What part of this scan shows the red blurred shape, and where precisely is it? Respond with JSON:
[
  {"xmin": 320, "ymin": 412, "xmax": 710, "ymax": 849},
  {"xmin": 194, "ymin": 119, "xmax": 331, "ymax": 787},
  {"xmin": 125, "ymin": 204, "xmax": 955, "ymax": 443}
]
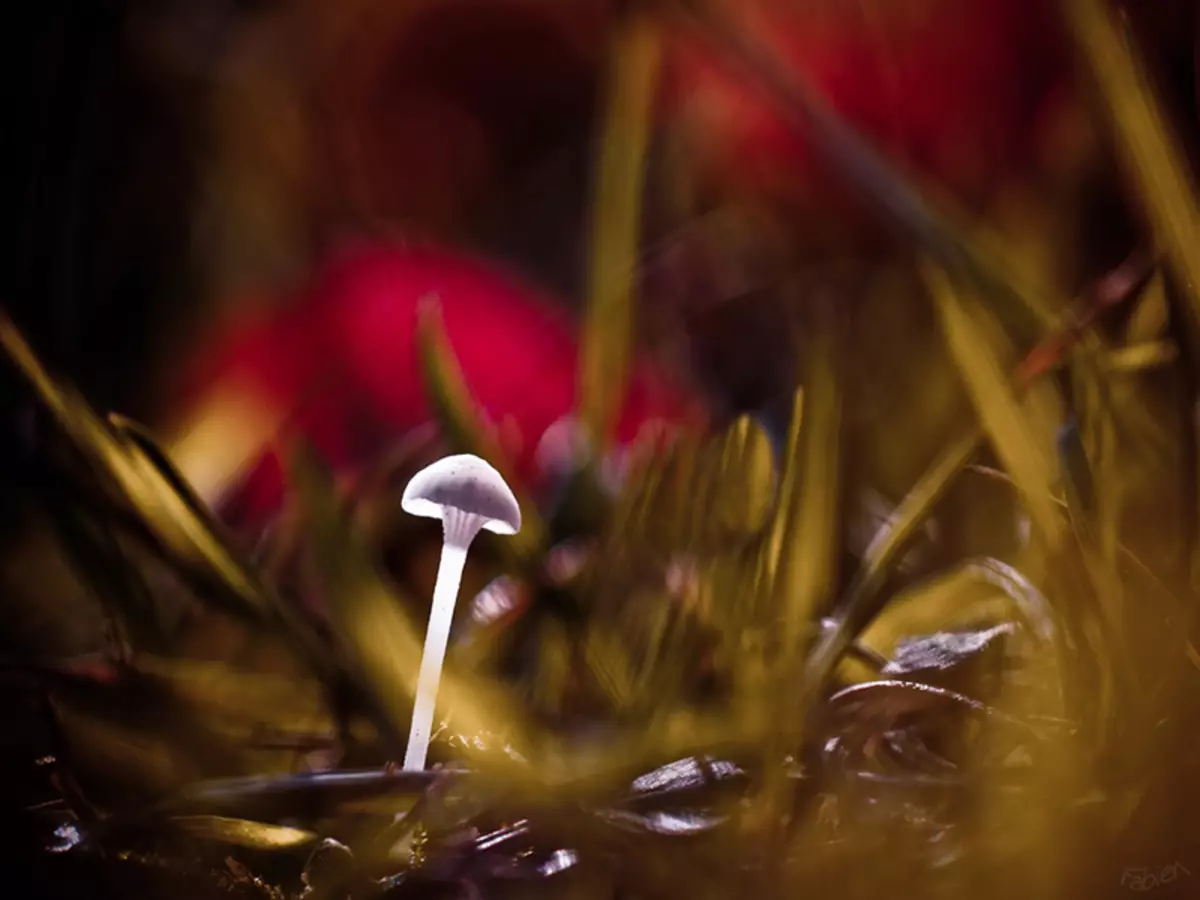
[
  {"xmin": 664, "ymin": 0, "xmax": 1078, "ymax": 239},
  {"xmin": 173, "ymin": 241, "xmax": 700, "ymax": 526}
]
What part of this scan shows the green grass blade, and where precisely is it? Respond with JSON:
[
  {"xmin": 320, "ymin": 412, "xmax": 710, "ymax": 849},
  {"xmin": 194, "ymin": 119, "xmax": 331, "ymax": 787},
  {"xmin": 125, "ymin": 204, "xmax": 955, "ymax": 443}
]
[
  {"xmin": 578, "ymin": 11, "xmax": 661, "ymax": 452},
  {"xmin": 414, "ymin": 300, "xmax": 545, "ymax": 560}
]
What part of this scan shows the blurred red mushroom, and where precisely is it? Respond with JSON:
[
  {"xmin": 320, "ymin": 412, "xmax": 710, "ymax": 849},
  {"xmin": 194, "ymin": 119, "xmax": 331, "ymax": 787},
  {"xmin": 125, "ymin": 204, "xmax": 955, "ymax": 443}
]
[{"xmin": 164, "ymin": 241, "xmax": 702, "ymax": 527}]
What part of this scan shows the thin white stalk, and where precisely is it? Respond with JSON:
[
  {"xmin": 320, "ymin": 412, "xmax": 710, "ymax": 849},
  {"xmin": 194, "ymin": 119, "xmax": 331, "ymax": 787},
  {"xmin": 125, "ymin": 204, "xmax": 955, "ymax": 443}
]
[{"xmin": 403, "ymin": 541, "xmax": 469, "ymax": 771}]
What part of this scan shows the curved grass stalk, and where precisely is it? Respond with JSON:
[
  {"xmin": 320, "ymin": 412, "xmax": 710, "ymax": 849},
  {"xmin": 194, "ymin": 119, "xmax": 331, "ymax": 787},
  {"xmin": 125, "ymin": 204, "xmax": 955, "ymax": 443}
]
[{"xmin": 0, "ymin": 316, "xmax": 336, "ymax": 680}]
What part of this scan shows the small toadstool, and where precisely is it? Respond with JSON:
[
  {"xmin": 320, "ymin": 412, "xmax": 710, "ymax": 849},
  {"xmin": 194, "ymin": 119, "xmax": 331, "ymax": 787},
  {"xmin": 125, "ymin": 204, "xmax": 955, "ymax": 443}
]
[{"xmin": 400, "ymin": 453, "xmax": 521, "ymax": 770}]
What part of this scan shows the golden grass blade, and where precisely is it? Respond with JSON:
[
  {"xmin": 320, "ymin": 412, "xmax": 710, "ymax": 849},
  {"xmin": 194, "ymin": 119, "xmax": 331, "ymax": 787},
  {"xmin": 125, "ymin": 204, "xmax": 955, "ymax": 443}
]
[
  {"xmin": 0, "ymin": 317, "xmax": 261, "ymax": 603},
  {"xmin": 756, "ymin": 325, "xmax": 842, "ymax": 812},
  {"xmin": 755, "ymin": 388, "xmax": 804, "ymax": 614},
  {"xmin": 930, "ymin": 265, "xmax": 1133, "ymax": 738},
  {"xmin": 0, "ymin": 317, "xmax": 328, "ymax": 653},
  {"xmin": 1065, "ymin": 0, "xmax": 1200, "ymax": 588},
  {"xmin": 925, "ymin": 265, "xmax": 1064, "ymax": 545},
  {"xmin": 1060, "ymin": 401, "xmax": 1130, "ymax": 725},
  {"xmin": 578, "ymin": 10, "xmax": 661, "ymax": 452},
  {"xmin": 164, "ymin": 816, "xmax": 317, "ymax": 851},
  {"xmin": 838, "ymin": 426, "xmax": 984, "ymax": 642},
  {"xmin": 961, "ymin": 463, "xmax": 1200, "ymax": 671},
  {"xmin": 1103, "ymin": 341, "xmax": 1177, "ymax": 373},
  {"xmin": 1123, "ymin": 271, "xmax": 1169, "ymax": 345},
  {"xmin": 806, "ymin": 262, "xmax": 1138, "ymax": 691},
  {"xmin": 773, "ymin": 330, "xmax": 842, "ymax": 651},
  {"xmin": 1063, "ymin": 0, "xmax": 1200, "ymax": 332},
  {"xmin": 110, "ymin": 414, "xmax": 227, "ymax": 525},
  {"xmin": 664, "ymin": 437, "xmax": 701, "ymax": 553},
  {"xmin": 599, "ymin": 437, "xmax": 672, "ymax": 568},
  {"xmin": 1058, "ymin": 419, "xmax": 1099, "ymax": 550},
  {"xmin": 583, "ymin": 624, "xmax": 639, "ymax": 714},
  {"xmin": 1067, "ymin": 378, "xmax": 1141, "ymax": 719},
  {"xmin": 1160, "ymin": 278, "xmax": 1200, "ymax": 591},
  {"xmin": 713, "ymin": 415, "xmax": 776, "ymax": 541}
]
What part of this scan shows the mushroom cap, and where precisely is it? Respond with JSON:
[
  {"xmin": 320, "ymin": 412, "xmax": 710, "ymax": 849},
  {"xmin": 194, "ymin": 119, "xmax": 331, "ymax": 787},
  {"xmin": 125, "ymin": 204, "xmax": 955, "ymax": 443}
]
[{"xmin": 401, "ymin": 453, "xmax": 522, "ymax": 535}]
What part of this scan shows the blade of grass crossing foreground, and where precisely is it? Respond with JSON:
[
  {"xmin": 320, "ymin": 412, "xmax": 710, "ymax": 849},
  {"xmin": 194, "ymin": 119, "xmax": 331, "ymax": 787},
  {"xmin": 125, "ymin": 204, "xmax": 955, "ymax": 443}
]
[
  {"xmin": 0, "ymin": 316, "xmax": 274, "ymax": 622},
  {"xmin": 927, "ymin": 264, "xmax": 1124, "ymax": 734},
  {"xmin": 762, "ymin": 324, "xmax": 843, "ymax": 810},
  {"xmin": 925, "ymin": 265, "xmax": 1064, "ymax": 543}
]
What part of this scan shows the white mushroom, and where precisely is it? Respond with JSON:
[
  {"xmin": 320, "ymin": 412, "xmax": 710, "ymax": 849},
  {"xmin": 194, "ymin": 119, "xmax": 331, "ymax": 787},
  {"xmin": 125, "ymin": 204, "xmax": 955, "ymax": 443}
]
[{"xmin": 400, "ymin": 453, "xmax": 521, "ymax": 770}]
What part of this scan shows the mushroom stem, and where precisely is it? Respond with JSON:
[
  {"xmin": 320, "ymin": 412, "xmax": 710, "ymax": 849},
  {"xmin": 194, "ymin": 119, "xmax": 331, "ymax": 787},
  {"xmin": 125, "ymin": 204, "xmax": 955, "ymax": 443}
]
[
  {"xmin": 403, "ymin": 513, "xmax": 482, "ymax": 771},
  {"xmin": 399, "ymin": 454, "xmax": 520, "ymax": 770}
]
